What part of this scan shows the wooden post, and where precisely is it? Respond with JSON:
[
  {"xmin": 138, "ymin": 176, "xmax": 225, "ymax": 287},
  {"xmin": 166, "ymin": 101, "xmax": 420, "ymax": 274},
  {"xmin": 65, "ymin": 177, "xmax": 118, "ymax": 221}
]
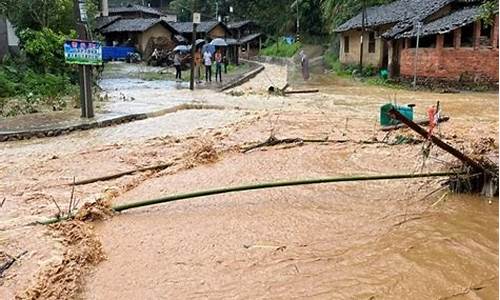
[
  {"xmin": 189, "ymin": 22, "xmax": 197, "ymax": 90},
  {"xmin": 491, "ymin": 15, "xmax": 499, "ymax": 48},
  {"xmin": 473, "ymin": 20, "xmax": 481, "ymax": 49},
  {"xmin": 454, "ymin": 28, "xmax": 461, "ymax": 49},
  {"xmin": 388, "ymin": 107, "xmax": 486, "ymax": 173},
  {"xmin": 359, "ymin": 0, "xmax": 366, "ymax": 72},
  {"xmin": 73, "ymin": 0, "xmax": 94, "ymax": 118},
  {"xmin": 387, "ymin": 40, "xmax": 394, "ymax": 77}
]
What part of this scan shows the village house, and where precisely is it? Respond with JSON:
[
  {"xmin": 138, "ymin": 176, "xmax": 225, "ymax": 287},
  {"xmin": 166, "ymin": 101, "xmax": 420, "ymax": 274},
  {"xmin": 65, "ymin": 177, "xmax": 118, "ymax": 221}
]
[
  {"xmin": 335, "ymin": 0, "xmax": 499, "ymax": 83},
  {"xmin": 169, "ymin": 21, "xmax": 230, "ymax": 42},
  {"xmin": 227, "ymin": 21, "xmax": 263, "ymax": 60},
  {"xmin": 99, "ymin": 18, "xmax": 179, "ymax": 58}
]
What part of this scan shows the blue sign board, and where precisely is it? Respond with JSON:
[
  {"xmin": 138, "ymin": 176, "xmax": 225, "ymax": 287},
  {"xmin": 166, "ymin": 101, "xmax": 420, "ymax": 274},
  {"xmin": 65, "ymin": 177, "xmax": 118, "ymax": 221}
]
[{"xmin": 64, "ymin": 40, "xmax": 103, "ymax": 65}]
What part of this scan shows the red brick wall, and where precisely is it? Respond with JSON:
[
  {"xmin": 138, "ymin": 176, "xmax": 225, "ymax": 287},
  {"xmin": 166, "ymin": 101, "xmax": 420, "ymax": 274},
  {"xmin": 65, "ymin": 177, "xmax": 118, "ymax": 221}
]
[{"xmin": 400, "ymin": 47, "xmax": 499, "ymax": 82}]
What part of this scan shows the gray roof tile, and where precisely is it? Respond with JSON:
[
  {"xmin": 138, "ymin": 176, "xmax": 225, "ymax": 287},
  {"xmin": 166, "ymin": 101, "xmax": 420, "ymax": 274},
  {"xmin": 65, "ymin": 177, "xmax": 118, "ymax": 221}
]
[
  {"xmin": 397, "ymin": 6, "xmax": 481, "ymax": 38},
  {"xmin": 335, "ymin": 0, "xmax": 454, "ymax": 33},
  {"xmin": 169, "ymin": 21, "xmax": 226, "ymax": 34},
  {"xmin": 100, "ymin": 18, "xmax": 174, "ymax": 33}
]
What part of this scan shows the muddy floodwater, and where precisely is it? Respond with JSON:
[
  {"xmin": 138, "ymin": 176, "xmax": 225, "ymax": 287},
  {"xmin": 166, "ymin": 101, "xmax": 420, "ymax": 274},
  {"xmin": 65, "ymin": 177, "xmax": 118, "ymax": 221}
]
[{"xmin": 0, "ymin": 63, "xmax": 498, "ymax": 299}]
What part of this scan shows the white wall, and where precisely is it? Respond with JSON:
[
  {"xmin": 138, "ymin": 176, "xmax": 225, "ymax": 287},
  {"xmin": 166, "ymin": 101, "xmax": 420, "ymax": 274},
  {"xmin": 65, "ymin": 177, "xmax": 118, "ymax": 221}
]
[{"xmin": 6, "ymin": 19, "xmax": 19, "ymax": 46}]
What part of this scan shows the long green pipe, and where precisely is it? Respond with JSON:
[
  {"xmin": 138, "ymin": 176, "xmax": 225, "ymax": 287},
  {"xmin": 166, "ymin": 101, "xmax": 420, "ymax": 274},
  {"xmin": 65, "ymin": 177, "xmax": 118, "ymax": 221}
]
[{"xmin": 38, "ymin": 171, "xmax": 460, "ymax": 225}]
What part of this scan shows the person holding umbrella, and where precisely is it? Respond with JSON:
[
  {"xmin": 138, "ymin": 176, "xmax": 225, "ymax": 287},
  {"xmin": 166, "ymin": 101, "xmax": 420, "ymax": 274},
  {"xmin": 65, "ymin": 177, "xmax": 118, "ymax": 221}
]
[
  {"xmin": 215, "ymin": 48, "xmax": 223, "ymax": 83},
  {"xmin": 203, "ymin": 49, "xmax": 212, "ymax": 83}
]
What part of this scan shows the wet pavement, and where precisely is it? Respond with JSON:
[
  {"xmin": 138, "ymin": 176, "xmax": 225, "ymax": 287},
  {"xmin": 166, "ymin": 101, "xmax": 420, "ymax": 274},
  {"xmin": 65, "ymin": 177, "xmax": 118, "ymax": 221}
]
[{"xmin": 0, "ymin": 62, "xmax": 498, "ymax": 299}]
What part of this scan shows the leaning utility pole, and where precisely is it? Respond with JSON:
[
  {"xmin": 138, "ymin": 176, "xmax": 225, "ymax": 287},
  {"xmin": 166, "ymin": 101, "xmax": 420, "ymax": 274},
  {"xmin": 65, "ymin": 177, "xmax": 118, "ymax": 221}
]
[
  {"xmin": 359, "ymin": 0, "xmax": 366, "ymax": 73},
  {"xmin": 74, "ymin": 0, "xmax": 94, "ymax": 118}
]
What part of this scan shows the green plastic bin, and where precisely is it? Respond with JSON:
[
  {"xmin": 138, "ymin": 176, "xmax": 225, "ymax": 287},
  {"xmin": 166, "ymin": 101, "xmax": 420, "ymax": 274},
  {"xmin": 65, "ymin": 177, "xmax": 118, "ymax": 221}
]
[{"xmin": 380, "ymin": 103, "xmax": 413, "ymax": 126}]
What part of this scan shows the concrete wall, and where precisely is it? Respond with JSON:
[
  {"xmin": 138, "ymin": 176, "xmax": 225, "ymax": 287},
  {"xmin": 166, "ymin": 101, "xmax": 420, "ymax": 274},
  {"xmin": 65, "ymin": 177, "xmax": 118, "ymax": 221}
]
[
  {"xmin": 139, "ymin": 24, "xmax": 173, "ymax": 53},
  {"xmin": 339, "ymin": 29, "xmax": 385, "ymax": 68},
  {"xmin": 400, "ymin": 19, "xmax": 499, "ymax": 82}
]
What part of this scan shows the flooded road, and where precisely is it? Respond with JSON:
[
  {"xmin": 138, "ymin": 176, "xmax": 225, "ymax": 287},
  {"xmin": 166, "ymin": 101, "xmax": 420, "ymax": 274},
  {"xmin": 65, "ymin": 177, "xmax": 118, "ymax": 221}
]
[{"xmin": 1, "ymin": 63, "xmax": 498, "ymax": 299}]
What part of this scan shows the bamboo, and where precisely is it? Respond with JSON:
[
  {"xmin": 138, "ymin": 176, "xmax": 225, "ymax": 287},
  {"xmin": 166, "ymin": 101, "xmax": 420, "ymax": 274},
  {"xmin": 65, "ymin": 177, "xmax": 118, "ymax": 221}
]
[
  {"xmin": 72, "ymin": 162, "xmax": 174, "ymax": 186},
  {"xmin": 112, "ymin": 172, "xmax": 459, "ymax": 212},
  {"xmin": 38, "ymin": 171, "xmax": 462, "ymax": 225}
]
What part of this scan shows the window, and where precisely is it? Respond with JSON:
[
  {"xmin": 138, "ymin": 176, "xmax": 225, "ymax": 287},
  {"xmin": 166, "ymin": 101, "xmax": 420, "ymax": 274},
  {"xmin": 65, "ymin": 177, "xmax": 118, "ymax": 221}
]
[
  {"xmin": 419, "ymin": 35, "xmax": 436, "ymax": 48},
  {"xmin": 368, "ymin": 32, "xmax": 376, "ymax": 53},
  {"xmin": 344, "ymin": 36, "xmax": 350, "ymax": 53},
  {"xmin": 480, "ymin": 21, "xmax": 492, "ymax": 46},
  {"xmin": 410, "ymin": 35, "xmax": 436, "ymax": 48},
  {"xmin": 461, "ymin": 23, "xmax": 474, "ymax": 47},
  {"xmin": 443, "ymin": 31, "xmax": 454, "ymax": 48}
]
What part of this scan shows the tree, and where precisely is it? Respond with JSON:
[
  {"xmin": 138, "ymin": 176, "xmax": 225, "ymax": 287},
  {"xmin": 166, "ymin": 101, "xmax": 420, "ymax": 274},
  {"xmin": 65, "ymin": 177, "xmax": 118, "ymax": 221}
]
[
  {"xmin": 0, "ymin": 0, "xmax": 74, "ymax": 33},
  {"xmin": 320, "ymin": 0, "xmax": 393, "ymax": 33}
]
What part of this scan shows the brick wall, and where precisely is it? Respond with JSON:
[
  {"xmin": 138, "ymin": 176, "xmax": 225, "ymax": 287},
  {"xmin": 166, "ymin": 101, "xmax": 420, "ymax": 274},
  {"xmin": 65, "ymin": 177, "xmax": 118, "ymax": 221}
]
[{"xmin": 400, "ymin": 47, "xmax": 499, "ymax": 82}]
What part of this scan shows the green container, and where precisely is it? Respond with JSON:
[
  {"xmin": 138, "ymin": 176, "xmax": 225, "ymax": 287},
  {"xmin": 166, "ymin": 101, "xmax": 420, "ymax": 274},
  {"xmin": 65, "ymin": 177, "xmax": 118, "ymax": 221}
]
[{"xmin": 380, "ymin": 103, "xmax": 413, "ymax": 126}]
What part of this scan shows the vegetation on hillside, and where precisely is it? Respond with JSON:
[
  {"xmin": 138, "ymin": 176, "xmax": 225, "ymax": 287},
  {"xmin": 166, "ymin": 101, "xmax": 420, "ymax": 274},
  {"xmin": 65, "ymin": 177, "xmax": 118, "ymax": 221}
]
[{"xmin": 260, "ymin": 41, "xmax": 302, "ymax": 58}]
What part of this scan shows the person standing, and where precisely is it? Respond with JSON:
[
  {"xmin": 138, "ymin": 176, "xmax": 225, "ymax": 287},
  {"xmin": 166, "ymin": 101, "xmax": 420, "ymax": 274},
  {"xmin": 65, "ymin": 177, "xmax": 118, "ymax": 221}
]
[
  {"xmin": 203, "ymin": 50, "xmax": 212, "ymax": 83},
  {"xmin": 215, "ymin": 49, "xmax": 223, "ymax": 83},
  {"xmin": 299, "ymin": 50, "xmax": 310, "ymax": 81},
  {"xmin": 194, "ymin": 49, "xmax": 202, "ymax": 83},
  {"xmin": 174, "ymin": 51, "xmax": 182, "ymax": 81}
]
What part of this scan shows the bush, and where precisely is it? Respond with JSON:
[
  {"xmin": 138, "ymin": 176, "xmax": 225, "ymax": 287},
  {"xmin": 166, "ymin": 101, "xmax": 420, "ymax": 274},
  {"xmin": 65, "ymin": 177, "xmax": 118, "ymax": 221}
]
[
  {"xmin": 260, "ymin": 40, "xmax": 302, "ymax": 58},
  {"xmin": 18, "ymin": 28, "xmax": 76, "ymax": 74},
  {"xmin": 0, "ymin": 70, "xmax": 18, "ymax": 97}
]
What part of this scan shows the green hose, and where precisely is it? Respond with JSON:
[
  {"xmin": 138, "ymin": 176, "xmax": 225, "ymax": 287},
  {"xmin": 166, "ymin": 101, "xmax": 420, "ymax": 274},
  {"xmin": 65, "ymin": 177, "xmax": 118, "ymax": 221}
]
[{"xmin": 38, "ymin": 171, "xmax": 459, "ymax": 225}]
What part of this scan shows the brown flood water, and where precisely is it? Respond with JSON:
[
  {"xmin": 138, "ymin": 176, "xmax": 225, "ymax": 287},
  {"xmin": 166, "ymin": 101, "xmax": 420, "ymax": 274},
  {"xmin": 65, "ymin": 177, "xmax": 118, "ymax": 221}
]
[
  {"xmin": 83, "ymin": 142, "xmax": 498, "ymax": 299},
  {"xmin": 1, "ymin": 63, "xmax": 498, "ymax": 299}
]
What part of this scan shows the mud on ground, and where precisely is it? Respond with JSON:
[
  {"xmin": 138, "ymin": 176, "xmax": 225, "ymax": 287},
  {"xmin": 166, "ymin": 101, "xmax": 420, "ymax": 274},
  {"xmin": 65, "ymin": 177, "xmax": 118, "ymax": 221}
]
[{"xmin": 0, "ymin": 63, "xmax": 498, "ymax": 299}]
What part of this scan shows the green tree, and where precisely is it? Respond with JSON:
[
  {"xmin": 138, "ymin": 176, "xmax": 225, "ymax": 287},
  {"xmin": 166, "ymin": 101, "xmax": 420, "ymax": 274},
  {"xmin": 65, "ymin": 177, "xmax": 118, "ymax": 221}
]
[
  {"xmin": 0, "ymin": 0, "xmax": 74, "ymax": 33},
  {"xmin": 320, "ymin": 0, "xmax": 393, "ymax": 33}
]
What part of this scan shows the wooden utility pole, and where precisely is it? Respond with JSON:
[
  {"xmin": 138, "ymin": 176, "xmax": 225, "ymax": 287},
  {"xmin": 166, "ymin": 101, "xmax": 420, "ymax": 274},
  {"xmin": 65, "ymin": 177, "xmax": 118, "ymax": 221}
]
[
  {"xmin": 73, "ymin": 0, "xmax": 94, "ymax": 118},
  {"xmin": 190, "ymin": 22, "xmax": 198, "ymax": 90},
  {"xmin": 388, "ymin": 107, "xmax": 486, "ymax": 173},
  {"xmin": 359, "ymin": 0, "xmax": 366, "ymax": 73},
  {"xmin": 412, "ymin": 21, "xmax": 422, "ymax": 88},
  {"xmin": 190, "ymin": 8, "xmax": 200, "ymax": 91}
]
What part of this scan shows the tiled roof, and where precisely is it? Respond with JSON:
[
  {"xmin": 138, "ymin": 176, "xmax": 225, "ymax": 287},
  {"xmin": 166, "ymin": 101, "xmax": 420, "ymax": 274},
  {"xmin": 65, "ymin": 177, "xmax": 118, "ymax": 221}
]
[
  {"xmin": 95, "ymin": 16, "xmax": 122, "ymax": 30},
  {"xmin": 109, "ymin": 4, "xmax": 163, "ymax": 16},
  {"xmin": 240, "ymin": 33, "xmax": 262, "ymax": 44},
  {"xmin": 100, "ymin": 18, "xmax": 174, "ymax": 33},
  {"xmin": 335, "ymin": 0, "xmax": 454, "ymax": 33},
  {"xmin": 397, "ymin": 6, "xmax": 481, "ymax": 38},
  {"xmin": 227, "ymin": 20, "xmax": 255, "ymax": 29},
  {"xmin": 169, "ymin": 21, "xmax": 226, "ymax": 34}
]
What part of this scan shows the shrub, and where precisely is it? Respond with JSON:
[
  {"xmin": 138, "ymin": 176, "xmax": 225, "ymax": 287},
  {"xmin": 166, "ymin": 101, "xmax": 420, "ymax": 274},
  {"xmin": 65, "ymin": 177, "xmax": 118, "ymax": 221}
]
[
  {"xmin": 0, "ymin": 70, "xmax": 18, "ymax": 97},
  {"xmin": 18, "ymin": 28, "xmax": 76, "ymax": 74},
  {"xmin": 260, "ymin": 40, "xmax": 302, "ymax": 58}
]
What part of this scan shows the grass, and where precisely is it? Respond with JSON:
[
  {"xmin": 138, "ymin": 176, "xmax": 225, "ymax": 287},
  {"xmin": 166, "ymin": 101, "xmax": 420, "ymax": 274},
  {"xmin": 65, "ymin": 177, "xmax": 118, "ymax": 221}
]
[
  {"xmin": 260, "ymin": 41, "xmax": 302, "ymax": 58},
  {"xmin": 364, "ymin": 77, "xmax": 405, "ymax": 90}
]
